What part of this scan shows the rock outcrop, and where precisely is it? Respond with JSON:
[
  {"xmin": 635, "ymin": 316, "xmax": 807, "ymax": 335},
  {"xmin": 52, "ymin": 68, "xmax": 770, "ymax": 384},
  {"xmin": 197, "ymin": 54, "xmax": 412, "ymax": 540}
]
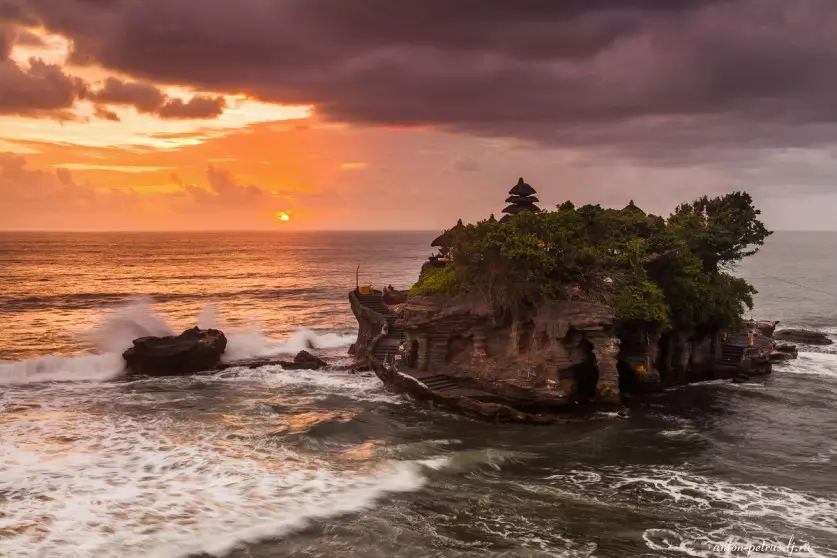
[
  {"xmin": 349, "ymin": 281, "xmax": 795, "ymax": 421},
  {"xmin": 212, "ymin": 350, "xmax": 330, "ymax": 372},
  {"xmin": 382, "ymin": 286, "xmax": 409, "ymax": 305},
  {"xmin": 123, "ymin": 327, "xmax": 227, "ymax": 376},
  {"xmin": 770, "ymin": 342, "xmax": 798, "ymax": 362},
  {"xmin": 280, "ymin": 350, "xmax": 328, "ymax": 370},
  {"xmin": 392, "ymin": 294, "xmax": 620, "ymax": 408},
  {"xmin": 773, "ymin": 328, "xmax": 833, "ymax": 345},
  {"xmin": 348, "ymin": 291, "xmax": 388, "ymax": 361},
  {"xmin": 747, "ymin": 320, "xmax": 780, "ymax": 338}
]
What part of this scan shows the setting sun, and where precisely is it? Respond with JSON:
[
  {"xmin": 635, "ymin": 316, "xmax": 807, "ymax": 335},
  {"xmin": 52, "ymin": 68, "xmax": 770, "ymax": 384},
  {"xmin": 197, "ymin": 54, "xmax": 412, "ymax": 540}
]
[{"xmin": 275, "ymin": 211, "xmax": 291, "ymax": 222}]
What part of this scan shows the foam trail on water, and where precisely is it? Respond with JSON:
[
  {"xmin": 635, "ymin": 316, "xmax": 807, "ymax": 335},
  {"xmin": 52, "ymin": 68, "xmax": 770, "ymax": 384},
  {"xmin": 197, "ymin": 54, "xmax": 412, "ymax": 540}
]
[
  {"xmin": 223, "ymin": 327, "xmax": 356, "ymax": 362},
  {"xmin": 0, "ymin": 402, "xmax": 441, "ymax": 558},
  {"xmin": 0, "ymin": 353, "xmax": 125, "ymax": 384},
  {"xmin": 781, "ymin": 351, "xmax": 837, "ymax": 378}
]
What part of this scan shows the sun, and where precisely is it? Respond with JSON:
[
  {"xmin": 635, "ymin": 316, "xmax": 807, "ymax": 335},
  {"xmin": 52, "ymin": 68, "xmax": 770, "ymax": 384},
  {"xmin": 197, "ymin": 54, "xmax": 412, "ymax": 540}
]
[{"xmin": 274, "ymin": 211, "xmax": 291, "ymax": 222}]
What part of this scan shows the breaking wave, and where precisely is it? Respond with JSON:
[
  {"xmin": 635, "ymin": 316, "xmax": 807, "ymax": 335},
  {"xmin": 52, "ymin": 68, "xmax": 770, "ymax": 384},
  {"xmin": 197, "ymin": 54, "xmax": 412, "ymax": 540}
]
[
  {"xmin": 0, "ymin": 406, "xmax": 437, "ymax": 558},
  {"xmin": 0, "ymin": 298, "xmax": 355, "ymax": 385}
]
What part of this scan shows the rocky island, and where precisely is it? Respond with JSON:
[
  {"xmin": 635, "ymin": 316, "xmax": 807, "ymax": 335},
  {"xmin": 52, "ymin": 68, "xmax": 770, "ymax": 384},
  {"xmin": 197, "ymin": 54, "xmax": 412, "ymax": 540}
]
[{"xmin": 350, "ymin": 178, "xmax": 799, "ymax": 422}]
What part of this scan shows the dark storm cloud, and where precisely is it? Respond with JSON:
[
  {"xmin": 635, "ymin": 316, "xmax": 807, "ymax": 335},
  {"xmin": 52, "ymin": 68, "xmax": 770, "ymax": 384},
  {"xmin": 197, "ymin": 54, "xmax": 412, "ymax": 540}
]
[
  {"xmin": 0, "ymin": 56, "xmax": 85, "ymax": 117},
  {"xmin": 10, "ymin": 0, "xmax": 837, "ymax": 157},
  {"xmin": 88, "ymin": 77, "xmax": 227, "ymax": 119},
  {"xmin": 155, "ymin": 95, "xmax": 226, "ymax": 120}
]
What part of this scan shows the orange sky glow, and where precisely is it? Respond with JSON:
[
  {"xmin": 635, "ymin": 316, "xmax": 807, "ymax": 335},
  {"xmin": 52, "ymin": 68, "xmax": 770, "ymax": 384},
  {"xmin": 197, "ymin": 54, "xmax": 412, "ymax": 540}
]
[
  {"xmin": 0, "ymin": 27, "xmax": 384, "ymax": 230},
  {"xmin": 3, "ymin": 10, "xmax": 836, "ymax": 232}
]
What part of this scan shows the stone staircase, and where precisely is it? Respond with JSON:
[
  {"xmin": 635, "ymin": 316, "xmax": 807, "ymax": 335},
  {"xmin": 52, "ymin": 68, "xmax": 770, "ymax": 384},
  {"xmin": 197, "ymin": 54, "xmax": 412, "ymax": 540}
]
[
  {"xmin": 720, "ymin": 343, "xmax": 745, "ymax": 364},
  {"xmin": 355, "ymin": 291, "xmax": 404, "ymax": 361},
  {"xmin": 416, "ymin": 374, "xmax": 461, "ymax": 393}
]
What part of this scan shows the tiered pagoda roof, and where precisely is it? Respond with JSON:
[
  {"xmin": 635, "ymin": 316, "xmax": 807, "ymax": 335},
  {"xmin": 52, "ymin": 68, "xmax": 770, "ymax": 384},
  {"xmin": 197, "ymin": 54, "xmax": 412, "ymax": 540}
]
[
  {"xmin": 500, "ymin": 177, "xmax": 541, "ymax": 223},
  {"xmin": 621, "ymin": 200, "xmax": 646, "ymax": 215}
]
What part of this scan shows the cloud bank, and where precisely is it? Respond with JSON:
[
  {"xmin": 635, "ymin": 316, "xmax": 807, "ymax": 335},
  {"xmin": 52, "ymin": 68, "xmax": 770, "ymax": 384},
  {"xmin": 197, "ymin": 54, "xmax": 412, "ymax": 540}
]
[{"xmin": 2, "ymin": 0, "xmax": 835, "ymax": 159}]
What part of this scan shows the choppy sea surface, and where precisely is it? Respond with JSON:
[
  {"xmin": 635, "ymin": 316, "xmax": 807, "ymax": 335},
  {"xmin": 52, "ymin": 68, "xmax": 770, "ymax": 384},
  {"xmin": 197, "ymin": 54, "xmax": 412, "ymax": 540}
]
[{"xmin": 1, "ymin": 231, "xmax": 836, "ymax": 558}]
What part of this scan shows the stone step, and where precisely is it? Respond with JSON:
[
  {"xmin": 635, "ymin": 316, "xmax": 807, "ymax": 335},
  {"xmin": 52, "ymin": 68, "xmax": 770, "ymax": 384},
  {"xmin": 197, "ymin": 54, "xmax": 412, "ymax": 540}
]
[
  {"xmin": 420, "ymin": 375, "xmax": 462, "ymax": 391},
  {"xmin": 720, "ymin": 344, "xmax": 745, "ymax": 363}
]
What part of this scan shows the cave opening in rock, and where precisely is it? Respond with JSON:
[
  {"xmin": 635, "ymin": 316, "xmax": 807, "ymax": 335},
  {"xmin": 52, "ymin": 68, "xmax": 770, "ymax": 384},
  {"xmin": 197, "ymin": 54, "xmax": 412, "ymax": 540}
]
[
  {"xmin": 408, "ymin": 340, "xmax": 419, "ymax": 368},
  {"xmin": 569, "ymin": 330, "xmax": 598, "ymax": 399}
]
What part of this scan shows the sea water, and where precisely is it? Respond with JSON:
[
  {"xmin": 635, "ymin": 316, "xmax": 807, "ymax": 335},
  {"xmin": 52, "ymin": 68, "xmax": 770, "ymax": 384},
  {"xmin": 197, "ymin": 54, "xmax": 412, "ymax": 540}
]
[{"xmin": 1, "ymin": 231, "xmax": 836, "ymax": 557}]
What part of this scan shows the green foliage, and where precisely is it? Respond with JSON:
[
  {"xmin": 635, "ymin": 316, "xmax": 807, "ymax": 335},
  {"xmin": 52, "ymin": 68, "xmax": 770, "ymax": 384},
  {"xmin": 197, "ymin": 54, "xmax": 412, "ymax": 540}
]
[
  {"xmin": 415, "ymin": 191, "xmax": 771, "ymax": 331},
  {"xmin": 614, "ymin": 280, "xmax": 669, "ymax": 325},
  {"xmin": 409, "ymin": 265, "xmax": 458, "ymax": 296},
  {"xmin": 668, "ymin": 191, "xmax": 772, "ymax": 271}
]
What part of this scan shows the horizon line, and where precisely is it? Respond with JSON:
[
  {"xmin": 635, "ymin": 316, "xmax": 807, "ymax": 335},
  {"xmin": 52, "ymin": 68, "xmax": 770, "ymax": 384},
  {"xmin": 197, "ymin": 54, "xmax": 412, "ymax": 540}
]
[
  {"xmin": 0, "ymin": 228, "xmax": 832, "ymax": 234},
  {"xmin": 0, "ymin": 228, "xmax": 442, "ymax": 233}
]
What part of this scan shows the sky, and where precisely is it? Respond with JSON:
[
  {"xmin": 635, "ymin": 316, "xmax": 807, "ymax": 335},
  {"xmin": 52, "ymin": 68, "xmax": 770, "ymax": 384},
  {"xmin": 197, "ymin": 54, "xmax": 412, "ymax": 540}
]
[{"xmin": 1, "ymin": 0, "xmax": 836, "ymax": 231}]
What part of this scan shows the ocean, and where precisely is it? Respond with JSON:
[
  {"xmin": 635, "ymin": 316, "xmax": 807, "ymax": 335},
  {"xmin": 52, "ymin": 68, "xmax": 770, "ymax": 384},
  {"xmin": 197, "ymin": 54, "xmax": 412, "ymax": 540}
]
[{"xmin": 1, "ymin": 231, "xmax": 835, "ymax": 557}]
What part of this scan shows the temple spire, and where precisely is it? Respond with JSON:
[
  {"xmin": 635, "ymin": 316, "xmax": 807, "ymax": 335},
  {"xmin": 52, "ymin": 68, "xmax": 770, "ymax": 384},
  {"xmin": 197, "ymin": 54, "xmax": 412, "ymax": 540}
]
[{"xmin": 500, "ymin": 177, "xmax": 541, "ymax": 223}]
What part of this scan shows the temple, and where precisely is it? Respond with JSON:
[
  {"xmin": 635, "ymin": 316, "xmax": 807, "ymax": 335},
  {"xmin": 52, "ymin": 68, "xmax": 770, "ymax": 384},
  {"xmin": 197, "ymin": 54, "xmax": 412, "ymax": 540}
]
[
  {"xmin": 429, "ymin": 218, "xmax": 463, "ymax": 261},
  {"xmin": 621, "ymin": 199, "xmax": 645, "ymax": 215},
  {"xmin": 500, "ymin": 177, "xmax": 541, "ymax": 223}
]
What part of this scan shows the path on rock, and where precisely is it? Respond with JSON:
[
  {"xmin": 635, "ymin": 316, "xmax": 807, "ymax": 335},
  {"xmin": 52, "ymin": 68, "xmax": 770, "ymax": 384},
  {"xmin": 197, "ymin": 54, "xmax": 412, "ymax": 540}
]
[
  {"xmin": 355, "ymin": 291, "xmax": 503, "ymax": 403},
  {"xmin": 354, "ymin": 291, "xmax": 404, "ymax": 361}
]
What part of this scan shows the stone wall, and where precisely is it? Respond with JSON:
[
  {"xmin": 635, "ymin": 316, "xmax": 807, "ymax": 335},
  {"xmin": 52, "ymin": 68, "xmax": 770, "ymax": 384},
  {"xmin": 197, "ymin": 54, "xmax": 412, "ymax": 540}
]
[
  {"xmin": 347, "ymin": 290, "xmax": 387, "ymax": 362},
  {"xmin": 350, "ymin": 289, "xmax": 772, "ymax": 415},
  {"xmin": 396, "ymin": 295, "xmax": 621, "ymax": 408}
]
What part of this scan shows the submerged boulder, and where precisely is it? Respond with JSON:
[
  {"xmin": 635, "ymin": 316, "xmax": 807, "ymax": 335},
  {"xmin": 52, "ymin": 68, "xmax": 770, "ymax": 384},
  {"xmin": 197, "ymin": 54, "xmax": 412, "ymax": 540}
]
[
  {"xmin": 771, "ymin": 342, "xmax": 799, "ymax": 362},
  {"xmin": 773, "ymin": 328, "xmax": 833, "ymax": 346},
  {"xmin": 123, "ymin": 327, "xmax": 227, "ymax": 376},
  {"xmin": 279, "ymin": 350, "xmax": 328, "ymax": 370}
]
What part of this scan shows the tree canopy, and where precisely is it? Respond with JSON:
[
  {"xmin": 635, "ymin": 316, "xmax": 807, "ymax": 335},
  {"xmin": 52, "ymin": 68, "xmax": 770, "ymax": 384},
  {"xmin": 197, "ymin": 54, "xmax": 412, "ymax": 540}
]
[{"xmin": 411, "ymin": 192, "xmax": 771, "ymax": 330}]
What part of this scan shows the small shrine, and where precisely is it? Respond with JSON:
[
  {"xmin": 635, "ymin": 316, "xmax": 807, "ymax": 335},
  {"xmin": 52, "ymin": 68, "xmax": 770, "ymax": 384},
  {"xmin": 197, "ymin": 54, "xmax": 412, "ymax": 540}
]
[{"xmin": 621, "ymin": 200, "xmax": 646, "ymax": 215}]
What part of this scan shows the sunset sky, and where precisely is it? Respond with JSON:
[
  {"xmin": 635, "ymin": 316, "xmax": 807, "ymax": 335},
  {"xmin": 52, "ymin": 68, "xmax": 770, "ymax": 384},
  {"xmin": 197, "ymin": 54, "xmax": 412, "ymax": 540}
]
[{"xmin": 1, "ymin": 0, "xmax": 836, "ymax": 231}]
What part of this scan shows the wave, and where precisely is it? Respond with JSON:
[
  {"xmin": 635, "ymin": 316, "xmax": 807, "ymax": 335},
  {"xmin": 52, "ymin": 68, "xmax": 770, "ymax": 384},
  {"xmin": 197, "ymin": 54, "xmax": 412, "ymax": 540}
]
[
  {"xmin": 0, "ymin": 353, "xmax": 126, "ymax": 385},
  {"xmin": 222, "ymin": 327, "xmax": 356, "ymax": 361},
  {"xmin": 87, "ymin": 296, "xmax": 175, "ymax": 353},
  {"xmin": 207, "ymin": 367, "xmax": 397, "ymax": 403},
  {"xmin": 0, "ymin": 407, "xmax": 438, "ymax": 558},
  {"xmin": 780, "ymin": 352, "xmax": 837, "ymax": 378},
  {"xmin": 540, "ymin": 465, "xmax": 837, "ymax": 536},
  {"xmin": 153, "ymin": 459, "xmax": 432, "ymax": 558},
  {"xmin": 0, "ymin": 298, "xmax": 355, "ymax": 386}
]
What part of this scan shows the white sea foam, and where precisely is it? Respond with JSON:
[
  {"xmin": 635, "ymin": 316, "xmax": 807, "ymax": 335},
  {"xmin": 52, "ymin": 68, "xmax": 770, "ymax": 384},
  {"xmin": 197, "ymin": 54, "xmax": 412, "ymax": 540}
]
[
  {"xmin": 222, "ymin": 327, "xmax": 356, "ymax": 362},
  {"xmin": 780, "ymin": 352, "xmax": 837, "ymax": 378},
  {"xmin": 542, "ymin": 465, "xmax": 837, "ymax": 537},
  {"xmin": 533, "ymin": 464, "xmax": 837, "ymax": 555},
  {"xmin": 642, "ymin": 526, "xmax": 835, "ymax": 558},
  {"xmin": 0, "ymin": 407, "xmax": 433, "ymax": 558},
  {"xmin": 87, "ymin": 296, "xmax": 175, "ymax": 353},
  {"xmin": 0, "ymin": 298, "xmax": 356, "ymax": 385},
  {"xmin": 615, "ymin": 468, "xmax": 837, "ymax": 534},
  {"xmin": 0, "ymin": 353, "xmax": 126, "ymax": 384},
  {"xmin": 210, "ymin": 366, "xmax": 400, "ymax": 403}
]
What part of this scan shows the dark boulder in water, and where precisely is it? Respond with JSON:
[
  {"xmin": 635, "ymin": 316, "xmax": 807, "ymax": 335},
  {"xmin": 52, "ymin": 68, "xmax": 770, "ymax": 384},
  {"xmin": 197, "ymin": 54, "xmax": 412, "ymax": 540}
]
[
  {"xmin": 773, "ymin": 328, "xmax": 833, "ymax": 345},
  {"xmin": 279, "ymin": 350, "xmax": 328, "ymax": 370},
  {"xmin": 123, "ymin": 327, "xmax": 227, "ymax": 376}
]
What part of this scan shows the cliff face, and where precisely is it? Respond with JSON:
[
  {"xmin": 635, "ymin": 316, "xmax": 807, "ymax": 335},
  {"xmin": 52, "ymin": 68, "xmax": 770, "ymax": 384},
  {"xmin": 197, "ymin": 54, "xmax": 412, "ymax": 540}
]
[
  {"xmin": 350, "ymin": 289, "xmax": 774, "ymax": 418},
  {"xmin": 347, "ymin": 291, "xmax": 387, "ymax": 361},
  {"xmin": 396, "ymin": 294, "xmax": 621, "ymax": 407}
]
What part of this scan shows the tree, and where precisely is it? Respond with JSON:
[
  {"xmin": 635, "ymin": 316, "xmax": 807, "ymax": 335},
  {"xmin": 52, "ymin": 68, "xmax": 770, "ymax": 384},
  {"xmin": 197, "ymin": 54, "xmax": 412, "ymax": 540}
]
[
  {"xmin": 668, "ymin": 192, "xmax": 772, "ymax": 272},
  {"xmin": 411, "ymin": 190, "xmax": 769, "ymax": 331}
]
